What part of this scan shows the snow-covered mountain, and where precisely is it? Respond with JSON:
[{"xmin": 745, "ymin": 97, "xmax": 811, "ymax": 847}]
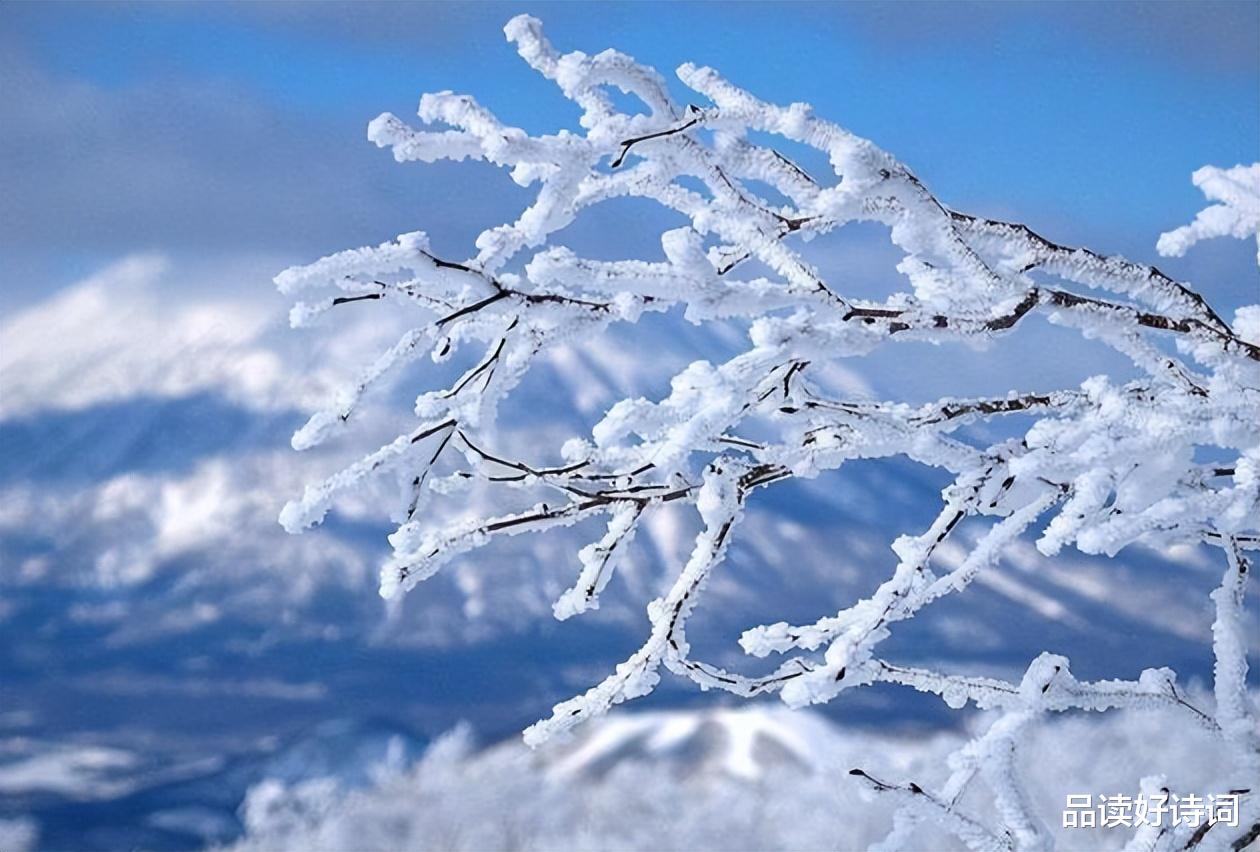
[
  {"xmin": 533, "ymin": 705, "xmax": 850, "ymax": 782},
  {"xmin": 0, "ymin": 254, "xmax": 1250, "ymax": 850},
  {"xmin": 225, "ymin": 704, "xmax": 1233, "ymax": 852},
  {"xmin": 1, "ymin": 256, "xmax": 1232, "ymax": 660},
  {"xmin": 2, "ymin": 700, "xmax": 1229, "ymax": 851}
]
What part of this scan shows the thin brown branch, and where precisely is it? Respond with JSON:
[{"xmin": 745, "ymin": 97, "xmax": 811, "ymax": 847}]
[{"xmin": 611, "ymin": 114, "xmax": 703, "ymax": 168}]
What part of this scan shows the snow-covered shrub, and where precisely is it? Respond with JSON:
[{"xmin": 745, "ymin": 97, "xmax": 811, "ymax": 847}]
[
  {"xmin": 227, "ymin": 705, "xmax": 1236, "ymax": 852},
  {"xmin": 277, "ymin": 16, "xmax": 1259, "ymax": 850}
]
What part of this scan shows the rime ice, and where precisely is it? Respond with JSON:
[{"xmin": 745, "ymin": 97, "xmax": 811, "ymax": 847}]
[{"xmin": 277, "ymin": 16, "xmax": 1260, "ymax": 851}]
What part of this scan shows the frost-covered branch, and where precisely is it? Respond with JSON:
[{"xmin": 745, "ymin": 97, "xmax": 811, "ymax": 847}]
[
  {"xmin": 1156, "ymin": 164, "xmax": 1260, "ymax": 265},
  {"xmin": 277, "ymin": 16, "xmax": 1259, "ymax": 849}
]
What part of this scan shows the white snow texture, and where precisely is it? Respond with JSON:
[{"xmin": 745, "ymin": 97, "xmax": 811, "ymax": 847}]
[{"xmin": 278, "ymin": 16, "xmax": 1260, "ymax": 851}]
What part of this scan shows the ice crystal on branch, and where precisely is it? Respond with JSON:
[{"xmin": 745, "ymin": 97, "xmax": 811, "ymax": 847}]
[
  {"xmin": 1157, "ymin": 163, "xmax": 1260, "ymax": 265},
  {"xmin": 278, "ymin": 16, "xmax": 1259, "ymax": 849}
]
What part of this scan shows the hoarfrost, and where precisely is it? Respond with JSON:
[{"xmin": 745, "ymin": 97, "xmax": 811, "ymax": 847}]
[{"xmin": 278, "ymin": 16, "xmax": 1260, "ymax": 850}]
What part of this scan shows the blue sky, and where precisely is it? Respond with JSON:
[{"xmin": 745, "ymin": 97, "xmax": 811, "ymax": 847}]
[{"xmin": 2, "ymin": 1, "xmax": 1257, "ymax": 308}]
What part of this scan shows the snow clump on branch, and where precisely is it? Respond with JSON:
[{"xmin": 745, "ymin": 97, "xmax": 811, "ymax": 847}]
[{"xmin": 277, "ymin": 16, "xmax": 1260, "ymax": 850}]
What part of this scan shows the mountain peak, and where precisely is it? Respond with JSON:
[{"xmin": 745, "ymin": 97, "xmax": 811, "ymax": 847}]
[{"xmin": 537, "ymin": 705, "xmax": 843, "ymax": 781}]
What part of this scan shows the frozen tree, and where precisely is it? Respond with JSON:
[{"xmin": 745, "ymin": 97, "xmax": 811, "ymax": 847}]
[{"xmin": 277, "ymin": 16, "xmax": 1260, "ymax": 851}]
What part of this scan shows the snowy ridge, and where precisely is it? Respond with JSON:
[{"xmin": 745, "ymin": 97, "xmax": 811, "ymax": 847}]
[
  {"xmin": 10, "ymin": 256, "xmax": 1226, "ymax": 662},
  {"xmin": 229, "ymin": 703, "xmax": 1237, "ymax": 852},
  {"xmin": 537, "ymin": 705, "xmax": 842, "ymax": 781},
  {"xmin": 2, "ymin": 251, "xmax": 1250, "ymax": 852}
]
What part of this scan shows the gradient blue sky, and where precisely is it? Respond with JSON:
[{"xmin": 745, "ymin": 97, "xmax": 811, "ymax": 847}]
[{"xmin": 2, "ymin": 1, "xmax": 1258, "ymax": 310}]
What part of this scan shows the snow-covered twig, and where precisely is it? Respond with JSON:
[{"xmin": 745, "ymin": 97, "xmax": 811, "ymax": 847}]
[{"xmin": 277, "ymin": 16, "xmax": 1260, "ymax": 848}]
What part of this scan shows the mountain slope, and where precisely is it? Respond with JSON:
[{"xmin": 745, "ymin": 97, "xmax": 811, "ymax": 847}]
[{"xmin": 0, "ymin": 254, "xmax": 1250, "ymax": 850}]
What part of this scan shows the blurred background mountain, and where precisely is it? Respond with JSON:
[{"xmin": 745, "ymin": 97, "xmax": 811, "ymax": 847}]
[{"xmin": 1, "ymin": 3, "xmax": 1257, "ymax": 849}]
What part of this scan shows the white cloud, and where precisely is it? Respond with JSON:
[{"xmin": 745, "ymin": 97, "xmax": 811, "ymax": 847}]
[
  {"xmin": 0, "ymin": 818, "xmax": 38, "ymax": 852},
  {"xmin": 0, "ymin": 742, "xmax": 138, "ymax": 798}
]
